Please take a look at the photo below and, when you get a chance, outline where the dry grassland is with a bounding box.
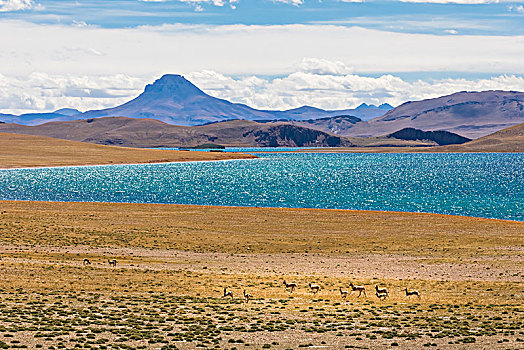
[0,133,256,169]
[0,201,522,349]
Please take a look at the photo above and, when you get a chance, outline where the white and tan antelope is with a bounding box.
[404,288,420,299]
[222,287,234,299]
[283,280,297,292]
[375,285,389,296]
[375,291,388,300]
[349,282,367,297]
[308,283,320,294]
[83,258,91,265]
[108,259,117,267]
[339,287,349,299]
[243,290,253,303]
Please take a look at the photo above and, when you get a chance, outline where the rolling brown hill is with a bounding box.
[0,132,255,169]
[0,117,352,148]
[437,122,524,152]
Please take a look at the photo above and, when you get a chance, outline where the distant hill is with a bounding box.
[387,128,471,146]
[342,91,524,139]
[0,117,353,148]
[0,108,82,126]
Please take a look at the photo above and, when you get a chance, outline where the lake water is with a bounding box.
[1,152,522,221]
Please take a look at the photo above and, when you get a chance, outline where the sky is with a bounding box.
[1,0,524,114]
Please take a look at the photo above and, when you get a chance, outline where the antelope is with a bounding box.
[339,287,349,299]
[83,258,91,265]
[404,288,420,299]
[283,280,297,292]
[243,290,253,303]
[108,259,117,267]
[309,283,320,294]
[222,287,234,299]
[375,291,388,300]
[349,282,366,297]
[375,285,389,296]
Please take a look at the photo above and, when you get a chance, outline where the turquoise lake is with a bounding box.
[1,152,523,221]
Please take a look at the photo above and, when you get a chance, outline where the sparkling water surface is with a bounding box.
[1,152,522,221]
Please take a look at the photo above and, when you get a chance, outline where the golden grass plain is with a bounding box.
[0,201,522,349]
[0,132,256,169]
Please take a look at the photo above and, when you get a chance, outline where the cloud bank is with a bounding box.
[2,69,524,115]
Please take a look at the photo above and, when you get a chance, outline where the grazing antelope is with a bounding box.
[83,258,91,265]
[108,259,117,267]
[375,285,389,296]
[375,291,388,300]
[339,287,349,299]
[308,283,320,294]
[349,282,367,297]
[283,280,297,292]
[404,288,420,299]
[243,290,253,303]
[222,287,234,299]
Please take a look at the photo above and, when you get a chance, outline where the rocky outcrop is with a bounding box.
[247,124,347,147]
[387,128,471,145]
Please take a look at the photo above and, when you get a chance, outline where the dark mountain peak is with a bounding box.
[379,103,393,109]
[356,103,370,109]
[143,74,207,99]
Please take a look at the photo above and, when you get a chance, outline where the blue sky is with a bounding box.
[4,0,524,35]
[1,0,524,114]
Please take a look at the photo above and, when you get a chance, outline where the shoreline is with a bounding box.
[0,155,256,171]
[1,199,522,223]
[0,132,257,169]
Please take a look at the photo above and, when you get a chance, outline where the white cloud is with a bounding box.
[188,70,524,111]
[0,0,33,12]
[2,20,524,78]
[0,73,144,114]
[508,5,524,13]
[1,20,524,114]
[272,0,304,5]
[2,69,524,115]
[297,58,354,75]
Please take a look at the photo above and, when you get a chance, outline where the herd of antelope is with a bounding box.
[81,259,421,302]
[224,280,421,303]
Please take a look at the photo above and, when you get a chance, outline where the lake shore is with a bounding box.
[0,132,256,169]
[1,200,522,349]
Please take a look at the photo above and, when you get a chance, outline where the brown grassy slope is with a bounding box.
[1,201,521,258]
[0,117,352,147]
[437,122,524,152]
[0,132,256,168]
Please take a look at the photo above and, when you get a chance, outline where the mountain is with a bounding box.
[0,108,83,126]
[0,117,353,148]
[80,75,278,126]
[267,103,392,121]
[0,75,392,126]
[387,128,471,146]
[342,91,524,139]
[81,75,392,125]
